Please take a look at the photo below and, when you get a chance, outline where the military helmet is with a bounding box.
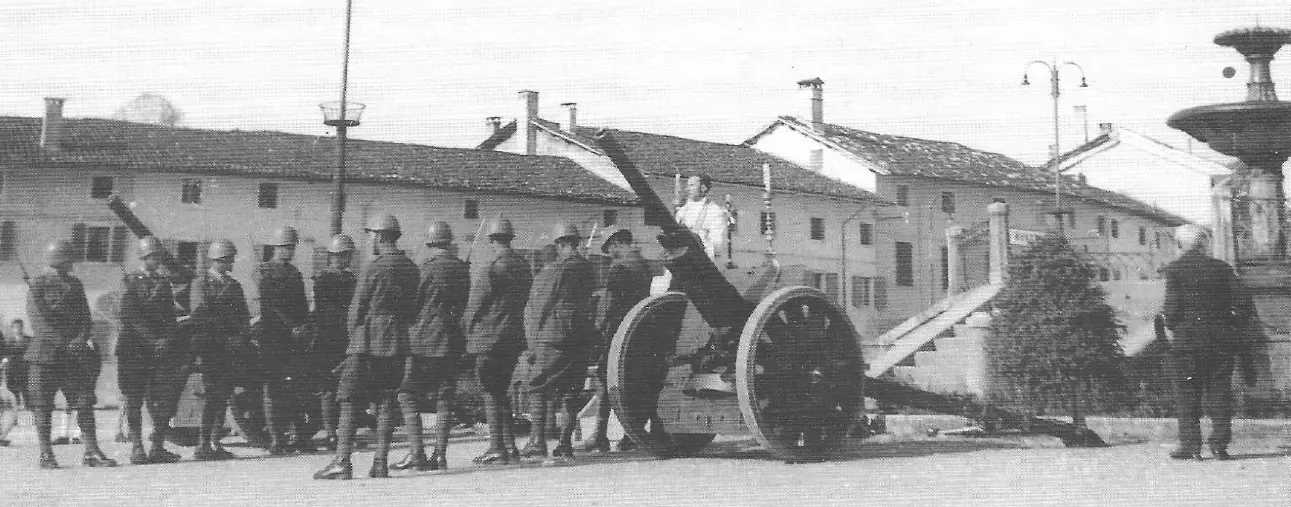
[327,234,356,253]
[600,228,634,254]
[425,221,454,246]
[207,239,237,261]
[365,213,401,233]
[270,225,299,246]
[137,236,164,259]
[44,240,77,267]
[551,222,581,243]
[486,217,515,239]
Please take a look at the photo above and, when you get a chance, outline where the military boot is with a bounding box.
[38,452,60,470]
[428,450,447,471]
[390,450,435,471]
[129,444,150,465]
[82,449,118,467]
[472,448,511,465]
[312,457,353,480]
[368,458,390,478]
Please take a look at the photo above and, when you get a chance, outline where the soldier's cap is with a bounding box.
[601,228,633,253]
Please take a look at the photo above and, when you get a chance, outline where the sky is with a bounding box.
[3,0,1290,166]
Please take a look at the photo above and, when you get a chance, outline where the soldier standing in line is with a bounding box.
[186,240,249,460]
[585,228,652,452]
[25,240,116,469]
[118,236,188,465]
[308,234,358,451]
[254,225,310,454]
[314,214,420,480]
[393,221,469,472]
[465,217,531,465]
[518,222,596,461]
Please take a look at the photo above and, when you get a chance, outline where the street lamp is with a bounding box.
[322,0,364,237]
[1022,60,1088,233]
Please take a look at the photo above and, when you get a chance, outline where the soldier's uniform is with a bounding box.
[314,214,420,480]
[118,237,188,465]
[26,241,115,469]
[1162,234,1261,460]
[307,234,358,450]
[187,240,249,460]
[254,226,310,453]
[394,221,470,471]
[519,223,596,459]
[587,229,652,451]
[465,218,532,464]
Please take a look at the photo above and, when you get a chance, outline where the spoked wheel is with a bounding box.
[607,292,715,457]
[736,286,865,462]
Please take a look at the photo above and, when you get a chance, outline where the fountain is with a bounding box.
[1168,26,1291,389]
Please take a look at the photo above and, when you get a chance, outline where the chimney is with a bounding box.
[560,102,577,132]
[486,116,502,135]
[518,90,539,155]
[40,97,66,152]
[1098,122,1114,134]
[797,78,824,129]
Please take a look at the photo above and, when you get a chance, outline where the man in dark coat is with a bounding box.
[308,234,358,451]
[465,217,532,464]
[518,222,596,460]
[254,225,310,454]
[314,214,420,480]
[1,319,30,409]
[393,221,469,472]
[118,236,187,465]
[26,240,116,469]
[186,239,250,460]
[1162,224,1261,460]
[585,228,652,452]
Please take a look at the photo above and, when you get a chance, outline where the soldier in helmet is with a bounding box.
[518,222,596,460]
[25,240,116,469]
[254,225,310,453]
[586,228,652,452]
[186,239,250,460]
[118,236,187,464]
[308,234,358,451]
[465,217,532,465]
[314,214,420,480]
[392,221,470,472]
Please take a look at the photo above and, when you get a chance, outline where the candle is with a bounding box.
[762,163,771,195]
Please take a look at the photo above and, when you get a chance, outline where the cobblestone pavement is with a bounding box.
[1,412,1289,506]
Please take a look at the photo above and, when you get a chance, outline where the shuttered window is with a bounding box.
[0,221,16,261]
[895,242,914,287]
[851,276,873,308]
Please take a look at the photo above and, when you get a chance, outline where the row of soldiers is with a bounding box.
[19,212,652,478]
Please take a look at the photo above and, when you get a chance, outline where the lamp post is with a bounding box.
[1022,60,1088,233]
[321,0,364,237]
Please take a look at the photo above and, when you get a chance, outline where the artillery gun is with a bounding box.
[594,132,1104,462]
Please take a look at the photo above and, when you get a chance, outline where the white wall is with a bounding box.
[1064,142,1222,227]
[747,126,879,193]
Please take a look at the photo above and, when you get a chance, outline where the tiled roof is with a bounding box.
[750,116,1185,225]
[572,126,891,205]
[0,116,637,205]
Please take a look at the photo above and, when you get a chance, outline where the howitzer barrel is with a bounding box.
[106,195,194,283]
[593,131,753,329]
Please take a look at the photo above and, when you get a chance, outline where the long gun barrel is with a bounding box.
[106,195,194,284]
[593,131,753,329]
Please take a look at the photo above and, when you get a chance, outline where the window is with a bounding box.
[940,191,955,214]
[70,224,129,263]
[602,209,618,227]
[858,223,873,245]
[1096,216,1106,236]
[1110,219,1120,239]
[992,197,1006,204]
[1067,211,1076,229]
[823,273,840,303]
[258,183,279,209]
[464,199,479,219]
[1099,267,1111,282]
[896,185,909,206]
[0,221,15,261]
[851,276,873,308]
[896,242,914,287]
[1138,226,1147,246]
[181,179,202,204]
[0,172,5,194]
[810,217,825,241]
[1154,232,1162,249]
[91,176,114,199]
[760,211,776,235]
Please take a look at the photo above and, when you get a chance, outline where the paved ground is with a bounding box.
[1,412,1289,506]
